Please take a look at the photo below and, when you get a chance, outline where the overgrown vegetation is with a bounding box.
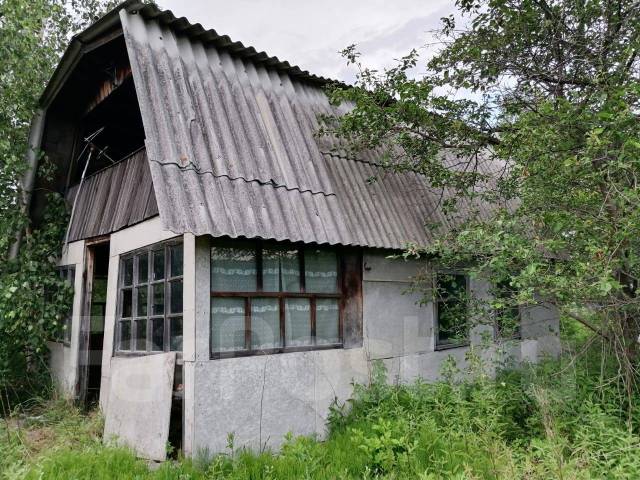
[0,0,119,408]
[1,345,639,479]
[324,0,640,409]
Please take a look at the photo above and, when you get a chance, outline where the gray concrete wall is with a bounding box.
[80,223,559,457]
[189,248,560,456]
[48,239,86,398]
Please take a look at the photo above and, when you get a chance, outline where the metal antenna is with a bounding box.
[63,127,105,251]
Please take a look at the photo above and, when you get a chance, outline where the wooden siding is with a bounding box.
[66,149,158,242]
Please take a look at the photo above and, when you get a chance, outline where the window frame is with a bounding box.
[210,239,345,359]
[434,272,471,351]
[55,265,76,346]
[115,239,184,356]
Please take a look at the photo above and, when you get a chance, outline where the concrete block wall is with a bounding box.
[186,247,559,456]
[185,238,370,455]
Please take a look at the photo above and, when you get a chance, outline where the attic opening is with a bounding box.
[32,32,146,226]
[75,75,145,180]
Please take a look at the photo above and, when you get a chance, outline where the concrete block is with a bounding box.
[363,282,432,359]
[104,353,176,461]
[314,348,368,431]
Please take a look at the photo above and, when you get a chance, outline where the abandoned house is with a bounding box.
[28,1,560,460]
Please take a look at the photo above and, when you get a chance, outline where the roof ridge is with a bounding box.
[130,2,348,89]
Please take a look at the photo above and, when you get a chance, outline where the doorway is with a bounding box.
[77,240,110,407]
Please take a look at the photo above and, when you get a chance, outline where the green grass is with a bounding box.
[2,348,640,479]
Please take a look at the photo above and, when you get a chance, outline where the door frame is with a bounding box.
[76,236,110,405]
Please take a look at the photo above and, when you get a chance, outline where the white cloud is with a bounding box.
[158,0,456,81]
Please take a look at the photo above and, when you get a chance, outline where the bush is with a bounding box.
[3,348,640,479]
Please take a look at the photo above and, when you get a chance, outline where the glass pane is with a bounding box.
[135,319,147,351]
[211,246,257,292]
[316,298,340,345]
[211,297,246,352]
[136,286,148,316]
[119,320,131,350]
[285,298,311,347]
[170,244,183,277]
[152,283,165,316]
[281,250,300,292]
[64,316,72,343]
[170,316,183,351]
[262,248,300,292]
[138,253,149,284]
[262,249,280,292]
[305,249,338,293]
[153,249,165,281]
[170,280,183,314]
[121,289,132,318]
[151,317,164,351]
[251,298,280,350]
[123,257,134,286]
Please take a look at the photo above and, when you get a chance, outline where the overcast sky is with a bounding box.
[159,0,456,83]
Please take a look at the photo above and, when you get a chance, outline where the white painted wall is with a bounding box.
[48,239,86,398]
[99,217,182,411]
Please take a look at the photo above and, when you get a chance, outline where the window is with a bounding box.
[493,280,521,339]
[435,273,469,349]
[116,240,183,353]
[210,240,343,357]
[56,266,75,345]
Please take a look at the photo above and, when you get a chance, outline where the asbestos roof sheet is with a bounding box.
[117,6,483,250]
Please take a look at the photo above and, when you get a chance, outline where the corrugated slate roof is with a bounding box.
[66,149,158,241]
[114,6,479,250]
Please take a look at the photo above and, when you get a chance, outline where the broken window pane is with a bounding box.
[121,289,132,318]
[251,298,280,350]
[152,283,164,316]
[170,280,183,314]
[316,298,339,345]
[151,317,164,351]
[170,244,183,277]
[123,257,134,286]
[153,250,165,281]
[135,319,147,351]
[211,246,257,292]
[119,320,131,350]
[170,316,182,352]
[285,298,311,347]
[136,286,148,317]
[137,253,148,284]
[304,249,338,293]
[211,297,246,352]
[436,273,469,347]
